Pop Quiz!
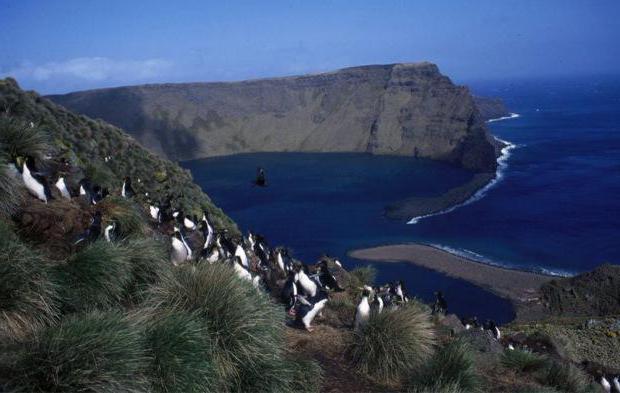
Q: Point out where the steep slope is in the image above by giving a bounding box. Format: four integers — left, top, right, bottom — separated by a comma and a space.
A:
49, 63, 498, 172
473, 96, 510, 121
0, 77, 237, 233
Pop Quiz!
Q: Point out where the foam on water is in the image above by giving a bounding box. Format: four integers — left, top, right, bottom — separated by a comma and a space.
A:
487, 113, 521, 123
407, 136, 517, 224
427, 243, 575, 277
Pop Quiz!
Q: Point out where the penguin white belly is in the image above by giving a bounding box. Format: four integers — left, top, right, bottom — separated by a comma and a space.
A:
252, 275, 261, 289
203, 224, 213, 248
354, 298, 370, 330
377, 297, 384, 313
235, 245, 249, 268
277, 252, 285, 272
104, 225, 113, 242
302, 299, 328, 328
612, 377, 619, 393
171, 238, 188, 266
149, 206, 160, 220
234, 263, 252, 282
55, 177, 71, 199
181, 237, 192, 260
206, 249, 219, 264
298, 271, 317, 297
79, 185, 86, 195
22, 168, 47, 202
184, 217, 196, 230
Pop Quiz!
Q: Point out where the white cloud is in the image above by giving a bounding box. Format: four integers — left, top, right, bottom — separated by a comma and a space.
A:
2, 57, 173, 83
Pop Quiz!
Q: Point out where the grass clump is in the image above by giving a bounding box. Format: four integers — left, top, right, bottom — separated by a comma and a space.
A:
408, 339, 479, 392
146, 263, 286, 391
348, 265, 377, 287
501, 348, 548, 373
0, 221, 59, 341
55, 240, 133, 312
123, 237, 171, 301
0, 158, 23, 217
100, 196, 148, 238
0, 116, 50, 162
285, 355, 324, 393
7, 311, 150, 392
408, 381, 468, 393
346, 303, 435, 383
541, 361, 595, 393
144, 311, 218, 393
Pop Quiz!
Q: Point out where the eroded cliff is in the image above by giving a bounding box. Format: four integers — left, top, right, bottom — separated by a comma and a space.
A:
49, 63, 498, 172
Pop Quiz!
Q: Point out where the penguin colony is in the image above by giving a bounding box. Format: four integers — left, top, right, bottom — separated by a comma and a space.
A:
8, 153, 516, 337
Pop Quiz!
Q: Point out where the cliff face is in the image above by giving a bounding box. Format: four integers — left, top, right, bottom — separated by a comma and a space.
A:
473, 96, 510, 121
48, 63, 498, 172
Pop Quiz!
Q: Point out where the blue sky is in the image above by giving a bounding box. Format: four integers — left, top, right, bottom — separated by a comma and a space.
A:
1, 0, 619, 94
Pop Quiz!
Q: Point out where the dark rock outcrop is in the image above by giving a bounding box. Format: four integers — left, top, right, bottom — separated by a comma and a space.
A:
541, 264, 620, 316
474, 96, 510, 121
48, 63, 498, 172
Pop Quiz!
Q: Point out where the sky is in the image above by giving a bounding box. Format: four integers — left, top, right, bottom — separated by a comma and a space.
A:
1, 0, 619, 94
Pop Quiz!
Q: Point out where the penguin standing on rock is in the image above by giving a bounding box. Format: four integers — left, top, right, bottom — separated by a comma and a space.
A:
171, 230, 191, 265
54, 175, 72, 199
18, 156, 52, 203
354, 288, 371, 331
74, 211, 102, 245
317, 260, 344, 291
370, 286, 384, 315
483, 320, 501, 340
121, 176, 135, 198
295, 263, 318, 298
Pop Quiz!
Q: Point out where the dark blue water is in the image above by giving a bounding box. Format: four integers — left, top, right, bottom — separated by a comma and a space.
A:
182, 76, 620, 324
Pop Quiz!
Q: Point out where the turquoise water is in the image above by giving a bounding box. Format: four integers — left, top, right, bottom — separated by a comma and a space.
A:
182, 76, 620, 324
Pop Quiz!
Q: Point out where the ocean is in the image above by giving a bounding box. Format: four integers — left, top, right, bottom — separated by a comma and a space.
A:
182, 76, 620, 324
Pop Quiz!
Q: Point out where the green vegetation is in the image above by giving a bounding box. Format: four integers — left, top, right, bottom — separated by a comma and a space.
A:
55, 240, 133, 312
123, 237, 171, 300
100, 196, 148, 238
346, 303, 435, 383
144, 312, 217, 393
0, 158, 23, 217
0, 221, 59, 341
146, 263, 288, 390
0, 116, 50, 162
7, 311, 150, 392
408, 339, 479, 393
541, 362, 595, 393
501, 348, 548, 373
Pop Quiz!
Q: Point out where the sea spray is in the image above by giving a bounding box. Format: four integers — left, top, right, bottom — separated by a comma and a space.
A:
407, 115, 520, 225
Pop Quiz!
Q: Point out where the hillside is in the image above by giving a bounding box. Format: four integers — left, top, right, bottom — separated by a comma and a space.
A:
0, 77, 236, 234
473, 96, 511, 121
48, 63, 498, 172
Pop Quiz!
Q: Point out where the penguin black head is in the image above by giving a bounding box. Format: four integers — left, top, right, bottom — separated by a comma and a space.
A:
124, 176, 132, 184
234, 256, 243, 266
362, 288, 371, 297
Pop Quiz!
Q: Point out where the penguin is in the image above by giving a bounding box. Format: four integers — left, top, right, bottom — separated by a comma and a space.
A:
612, 377, 620, 393
602, 376, 611, 393
317, 260, 344, 291
333, 259, 342, 268
200, 212, 214, 249
54, 176, 72, 199
233, 256, 253, 282
79, 178, 98, 205
252, 275, 262, 289
149, 204, 161, 222
254, 167, 267, 187
254, 239, 270, 268
171, 231, 189, 266
461, 316, 479, 330
295, 263, 317, 298
354, 288, 371, 331
282, 270, 299, 315
74, 211, 102, 245
276, 249, 286, 273
234, 244, 249, 269
297, 290, 328, 332
507, 343, 515, 351
178, 227, 193, 261
121, 176, 135, 198
92, 185, 108, 204
484, 320, 501, 340
103, 221, 117, 242
432, 291, 448, 315
389, 280, 408, 303
246, 231, 256, 250
18, 156, 52, 203
370, 286, 384, 315
184, 215, 197, 231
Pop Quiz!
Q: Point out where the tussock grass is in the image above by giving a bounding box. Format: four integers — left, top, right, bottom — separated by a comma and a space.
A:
408, 339, 479, 393
144, 311, 218, 393
408, 381, 467, 393
501, 348, 548, 373
84, 161, 116, 190
285, 355, 324, 393
0, 158, 23, 217
146, 263, 286, 391
541, 361, 594, 393
0, 116, 50, 161
346, 303, 436, 383
347, 265, 377, 287
123, 237, 171, 301
100, 196, 147, 238
7, 311, 150, 392
0, 221, 59, 341
55, 240, 133, 311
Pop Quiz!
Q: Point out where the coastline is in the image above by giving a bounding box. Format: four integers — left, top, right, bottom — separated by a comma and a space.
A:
349, 243, 553, 322
386, 113, 521, 224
